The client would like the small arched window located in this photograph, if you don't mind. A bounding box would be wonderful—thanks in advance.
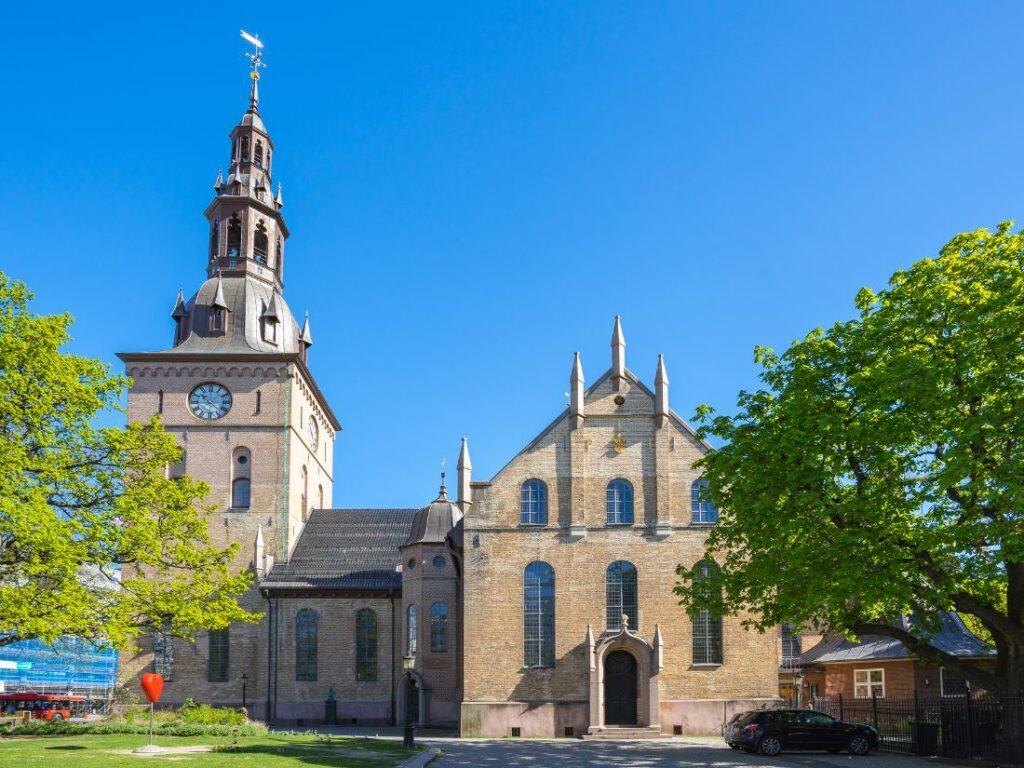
[606,479,634,525]
[318,484,324,509]
[431,603,449,652]
[295,608,318,681]
[356,608,378,681]
[266,150,271,173]
[691,479,718,524]
[253,221,269,264]
[692,560,724,665]
[254,140,264,168]
[240,136,250,162]
[524,562,555,667]
[606,560,638,631]
[276,235,283,266]
[406,604,418,656]
[227,215,242,263]
[520,479,548,525]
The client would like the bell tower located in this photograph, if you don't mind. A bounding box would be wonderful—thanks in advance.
[117,32,340,715]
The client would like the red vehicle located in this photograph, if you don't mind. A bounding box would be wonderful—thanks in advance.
[0,693,90,721]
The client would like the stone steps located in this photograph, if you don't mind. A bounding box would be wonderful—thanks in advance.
[582,726,666,740]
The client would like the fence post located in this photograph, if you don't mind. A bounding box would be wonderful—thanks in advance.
[913,690,921,755]
[872,689,879,733]
[839,693,844,722]
[965,686,975,758]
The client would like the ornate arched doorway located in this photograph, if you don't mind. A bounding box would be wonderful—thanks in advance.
[604,650,637,725]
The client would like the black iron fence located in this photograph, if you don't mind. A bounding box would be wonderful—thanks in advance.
[793,692,1024,763]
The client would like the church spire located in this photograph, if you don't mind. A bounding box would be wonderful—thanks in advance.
[611,315,626,389]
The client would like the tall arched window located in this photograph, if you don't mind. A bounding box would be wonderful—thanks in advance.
[691,479,718,524]
[295,609,318,681]
[276,235,283,266]
[606,479,634,525]
[254,140,264,168]
[240,136,250,162]
[606,561,638,630]
[209,217,220,260]
[227,215,242,263]
[231,448,251,509]
[431,603,449,652]
[253,221,269,264]
[520,479,548,525]
[301,465,308,523]
[523,561,555,668]
[318,484,324,509]
[692,560,724,665]
[356,608,378,681]
[406,605,417,656]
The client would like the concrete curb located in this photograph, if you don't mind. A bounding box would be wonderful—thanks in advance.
[397,746,442,768]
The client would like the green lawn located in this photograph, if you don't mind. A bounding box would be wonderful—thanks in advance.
[0,732,419,767]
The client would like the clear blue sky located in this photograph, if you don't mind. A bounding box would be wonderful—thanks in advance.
[4,2,1022,507]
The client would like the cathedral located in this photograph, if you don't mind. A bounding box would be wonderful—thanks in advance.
[119,56,780,738]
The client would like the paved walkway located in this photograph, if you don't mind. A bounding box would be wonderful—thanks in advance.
[423,738,935,768]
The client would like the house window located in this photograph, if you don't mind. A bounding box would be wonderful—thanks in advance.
[692,560,723,665]
[940,667,968,697]
[356,609,378,681]
[295,609,318,681]
[523,561,555,668]
[520,479,548,525]
[152,629,173,682]
[407,605,418,656]
[431,603,449,652]
[854,668,885,698]
[253,221,269,264]
[606,479,634,525]
[207,628,229,682]
[605,560,638,631]
[691,479,718,524]
[782,623,801,661]
[231,478,251,509]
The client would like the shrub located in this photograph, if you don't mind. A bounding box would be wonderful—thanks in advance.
[177,702,247,726]
[0,719,267,738]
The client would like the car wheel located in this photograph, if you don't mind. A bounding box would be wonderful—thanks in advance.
[759,736,783,756]
[848,735,871,756]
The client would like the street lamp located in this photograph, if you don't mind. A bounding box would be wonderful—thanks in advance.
[240,673,248,712]
[402,655,415,749]
[793,668,804,709]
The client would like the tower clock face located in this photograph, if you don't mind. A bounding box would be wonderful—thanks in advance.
[307,415,319,450]
[188,383,232,420]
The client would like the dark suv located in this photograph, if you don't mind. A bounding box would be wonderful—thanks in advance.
[725,709,878,756]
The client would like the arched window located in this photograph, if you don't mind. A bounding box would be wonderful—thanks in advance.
[240,136,250,162]
[523,561,555,667]
[318,484,324,509]
[254,140,264,168]
[207,627,229,682]
[227,215,242,263]
[692,560,723,665]
[520,479,548,525]
[301,465,308,523]
[606,479,634,525]
[691,479,718,524]
[356,609,378,681]
[431,603,449,652]
[266,150,271,173]
[606,561,638,630]
[295,609,318,681]
[406,604,417,656]
[276,235,283,265]
[209,217,220,259]
[231,478,250,509]
[253,221,268,264]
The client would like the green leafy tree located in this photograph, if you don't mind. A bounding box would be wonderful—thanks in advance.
[675,224,1024,702]
[0,273,259,649]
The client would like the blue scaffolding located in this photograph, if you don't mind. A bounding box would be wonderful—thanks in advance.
[0,637,119,699]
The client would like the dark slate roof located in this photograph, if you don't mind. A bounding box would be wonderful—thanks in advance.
[403,489,462,546]
[261,508,417,592]
[800,613,995,664]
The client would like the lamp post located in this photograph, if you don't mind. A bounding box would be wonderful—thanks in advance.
[793,668,804,709]
[402,655,415,749]
[240,673,248,712]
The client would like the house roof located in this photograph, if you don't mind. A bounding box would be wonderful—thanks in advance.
[800,613,995,664]
[260,508,417,592]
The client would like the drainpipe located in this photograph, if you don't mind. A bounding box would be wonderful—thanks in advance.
[273,596,280,722]
[264,592,273,722]
[280,377,292,559]
[390,594,397,725]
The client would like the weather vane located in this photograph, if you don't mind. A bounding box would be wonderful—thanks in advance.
[240,30,266,80]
